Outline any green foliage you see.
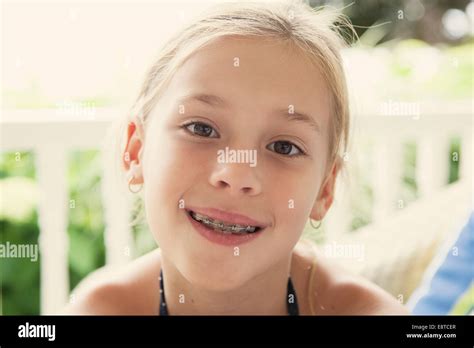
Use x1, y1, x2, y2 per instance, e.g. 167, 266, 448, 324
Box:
0, 217, 40, 315
67, 150, 106, 292
385, 41, 473, 100
0, 152, 36, 179
426, 44, 474, 100
448, 137, 461, 184
0, 152, 39, 314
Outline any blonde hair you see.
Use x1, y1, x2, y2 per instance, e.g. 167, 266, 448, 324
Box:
121, 0, 353, 177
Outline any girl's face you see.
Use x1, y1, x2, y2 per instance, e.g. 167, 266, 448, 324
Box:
128, 37, 339, 290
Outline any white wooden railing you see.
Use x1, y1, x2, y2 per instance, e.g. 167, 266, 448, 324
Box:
0, 101, 472, 314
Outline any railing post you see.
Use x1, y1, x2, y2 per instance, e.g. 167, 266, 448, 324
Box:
416, 132, 450, 198
36, 144, 70, 314
372, 135, 403, 222
100, 127, 133, 266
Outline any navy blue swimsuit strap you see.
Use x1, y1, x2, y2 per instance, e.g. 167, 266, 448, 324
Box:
159, 268, 168, 316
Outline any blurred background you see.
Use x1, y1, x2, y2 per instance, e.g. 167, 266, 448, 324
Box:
1, 0, 472, 315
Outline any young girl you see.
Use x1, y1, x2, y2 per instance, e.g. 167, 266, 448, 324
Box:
65, 0, 408, 315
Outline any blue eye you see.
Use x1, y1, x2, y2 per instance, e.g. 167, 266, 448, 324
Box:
183, 122, 219, 138
267, 141, 304, 157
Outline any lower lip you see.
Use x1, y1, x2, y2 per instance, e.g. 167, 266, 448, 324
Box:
186, 211, 264, 246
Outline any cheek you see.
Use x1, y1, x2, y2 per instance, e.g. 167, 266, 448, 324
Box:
141, 130, 194, 244
142, 133, 206, 197
264, 163, 322, 240
141, 129, 215, 238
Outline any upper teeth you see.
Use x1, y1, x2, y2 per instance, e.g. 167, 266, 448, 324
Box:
190, 211, 259, 234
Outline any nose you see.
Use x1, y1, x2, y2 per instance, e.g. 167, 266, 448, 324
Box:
209, 162, 262, 197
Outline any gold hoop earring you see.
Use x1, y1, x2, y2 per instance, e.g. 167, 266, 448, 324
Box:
309, 218, 322, 229
128, 176, 143, 194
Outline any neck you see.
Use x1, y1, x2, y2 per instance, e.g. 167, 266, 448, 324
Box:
160, 252, 293, 315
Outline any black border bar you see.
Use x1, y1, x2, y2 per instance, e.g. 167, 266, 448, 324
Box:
0, 315, 471, 346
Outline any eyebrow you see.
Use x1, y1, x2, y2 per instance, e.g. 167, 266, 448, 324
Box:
179, 93, 321, 133
274, 108, 321, 133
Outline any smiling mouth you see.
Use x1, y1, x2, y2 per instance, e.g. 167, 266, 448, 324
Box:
187, 210, 262, 235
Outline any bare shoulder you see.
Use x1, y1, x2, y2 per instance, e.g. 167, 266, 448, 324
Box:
294, 239, 410, 315
62, 248, 162, 315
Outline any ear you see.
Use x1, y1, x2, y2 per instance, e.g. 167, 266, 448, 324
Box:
122, 117, 145, 185
310, 157, 342, 221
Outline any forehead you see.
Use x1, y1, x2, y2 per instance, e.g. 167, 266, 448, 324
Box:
162, 36, 331, 129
